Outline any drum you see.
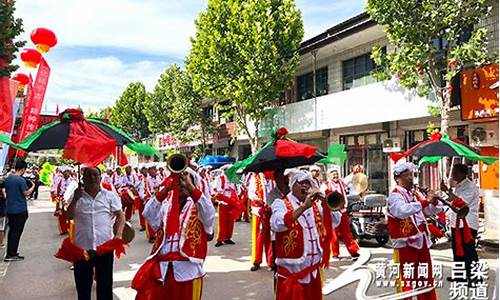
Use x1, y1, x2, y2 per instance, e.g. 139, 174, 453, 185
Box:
114, 221, 135, 244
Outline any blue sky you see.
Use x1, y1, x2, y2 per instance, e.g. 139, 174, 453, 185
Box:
14, 0, 365, 113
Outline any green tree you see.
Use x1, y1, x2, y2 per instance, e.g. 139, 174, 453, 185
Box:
0, 0, 26, 77
367, 0, 494, 133
169, 70, 215, 152
187, 0, 303, 153
110, 82, 151, 140
143, 65, 182, 134
88, 106, 113, 120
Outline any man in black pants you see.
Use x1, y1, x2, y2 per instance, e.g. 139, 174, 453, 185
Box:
442, 164, 480, 286
2, 160, 34, 261
67, 166, 125, 300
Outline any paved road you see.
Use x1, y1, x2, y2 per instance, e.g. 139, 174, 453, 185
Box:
0, 187, 497, 299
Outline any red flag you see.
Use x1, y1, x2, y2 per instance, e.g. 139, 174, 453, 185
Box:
0, 78, 19, 133
17, 58, 51, 143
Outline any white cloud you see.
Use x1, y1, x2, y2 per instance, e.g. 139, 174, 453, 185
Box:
15, 0, 207, 57
41, 56, 169, 113
12, 0, 365, 113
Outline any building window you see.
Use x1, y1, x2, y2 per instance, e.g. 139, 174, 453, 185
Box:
342, 51, 382, 90
202, 106, 214, 121
296, 67, 328, 101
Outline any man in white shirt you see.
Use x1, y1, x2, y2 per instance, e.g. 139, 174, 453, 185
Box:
271, 170, 341, 300
386, 162, 441, 300
441, 164, 480, 285
132, 169, 215, 300
66, 167, 125, 300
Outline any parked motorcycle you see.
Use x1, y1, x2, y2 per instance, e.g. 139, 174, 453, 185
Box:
347, 193, 389, 246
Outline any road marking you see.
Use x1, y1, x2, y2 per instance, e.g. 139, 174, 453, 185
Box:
0, 261, 9, 280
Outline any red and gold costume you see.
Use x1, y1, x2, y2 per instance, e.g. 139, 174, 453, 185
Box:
132, 172, 215, 300
248, 172, 274, 268
387, 185, 442, 300
320, 179, 359, 258
214, 173, 238, 242
271, 192, 341, 300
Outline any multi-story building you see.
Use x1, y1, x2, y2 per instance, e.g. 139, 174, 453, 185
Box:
231, 2, 499, 196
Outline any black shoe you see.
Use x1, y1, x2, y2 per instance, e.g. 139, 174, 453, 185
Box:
250, 264, 260, 271
139, 227, 146, 232
4, 256, 23, 262
214, 241, 224, 247
351, 253, 360, 260
224, 239, 235, 245
15, 254, 24, 260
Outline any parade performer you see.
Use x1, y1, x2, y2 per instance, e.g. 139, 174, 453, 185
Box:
131, 169, 215, 300
62, 166, 125, 300
136, 165, 149, 232
113, 167, 123, 190
343, 164, 363, 196
213, 165, 238, 247
50, 167, 62, 203
145, 164, 162, 242
387, 162, 442, 300
119, 165, 139, 222
54, 167, 75, 235
248, 172, 273, 271
271, 170, 341, 300
320, 167, 360, 260
309, 165, 322, 188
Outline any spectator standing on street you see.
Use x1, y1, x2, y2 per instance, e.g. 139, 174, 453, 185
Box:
32, 167, 40, 200
3, 160, 34, 261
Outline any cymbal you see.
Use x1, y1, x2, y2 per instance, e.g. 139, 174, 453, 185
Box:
352, 173, 368, 194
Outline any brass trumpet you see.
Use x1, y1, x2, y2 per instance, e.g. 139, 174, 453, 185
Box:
326, 191, 345, 211
166, 153, 188, 174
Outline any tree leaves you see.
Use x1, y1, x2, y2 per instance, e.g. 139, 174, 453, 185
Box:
366, 0, 493, 132
143, 65, 182, 134
110, 82, 150, 140
187, 0, 303, 153
0, 0, 26, 77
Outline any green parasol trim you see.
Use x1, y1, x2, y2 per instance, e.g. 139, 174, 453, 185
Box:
126, 143, 161, 158
418, 156, 441, 166
88, 119, 161, 158
0, 131, 19, 148
441, 135, 498, 164
418, 134, 498, 165
225, 139, 274, 183
318, 144, 347, 165
17, 121, 62, 150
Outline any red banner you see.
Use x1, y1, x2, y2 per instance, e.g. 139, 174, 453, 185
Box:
0, 78, 19, 133
17, 57, 51, 143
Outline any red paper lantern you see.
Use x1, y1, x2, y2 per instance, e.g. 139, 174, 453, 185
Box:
12, 73, 30, 88
30, 28, 57, 53
20, 48, 42, 68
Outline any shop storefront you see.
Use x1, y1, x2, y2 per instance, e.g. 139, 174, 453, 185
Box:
340, 131, 389, 194
460, 64, 499, 242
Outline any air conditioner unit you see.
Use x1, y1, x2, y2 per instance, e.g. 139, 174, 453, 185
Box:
383, 137, 401, 153
470, 124, 498, 147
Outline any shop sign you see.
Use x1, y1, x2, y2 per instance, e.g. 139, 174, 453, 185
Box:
460, 64, 499, 121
